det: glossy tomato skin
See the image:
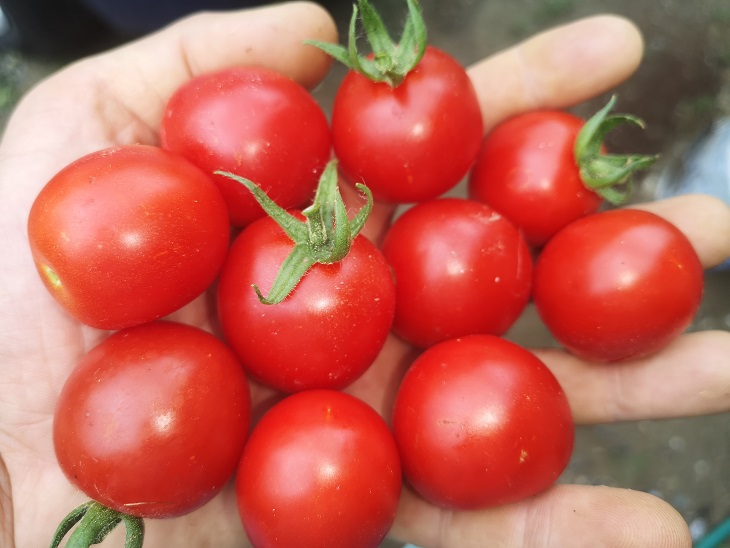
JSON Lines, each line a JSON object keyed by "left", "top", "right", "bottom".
{"left": 392, "top": 335, "right": 574, "bottom": 509}
{"left": 381, "top": 198, "right": 532, "bottom": 348}
{"left": 53, "top": 321, "right": 251, "bottom": 518}
{"left": 332, "top": 46, "right": 483, "bottom": 204}
{"left": 217, "top": 215, "right": 396, "bottom": 393}
{"left": 27, "top": 145, "right": 230, "bottom": 330}
{"left": 237, "top": 389, "right": 401, "bottom": 548}
{"left": 161, "top": 66, "right": 332, "bottom": 227}
{"left": 533, "top": 208, "right": 704, "bottom": 362}
{"left": 468, "top": 110, "right": 603, "bottom": 247}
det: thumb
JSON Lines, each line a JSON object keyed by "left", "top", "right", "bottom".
{"left": 31, "top": 1, "right": 338, "bottom": 136}
{"left": 391, "top": 484, "right": 691, "bottom": 548}
{"left": 1, "top": 1, "right": 337, "bottom": 173}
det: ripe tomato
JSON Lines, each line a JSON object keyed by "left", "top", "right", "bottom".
{"left": 236, "top": 389, "right": 401, "bottom": 548}
{"left": 392, "top": 334, "right": 574, "bottom": 509}
{"left": 533, "top": 208, "right": 704, "bottom": 362}
{"left": 217, "top": 213, "right": 395, "bottom": 393}
{"left": 381, "top": 198, "right": 532, "bottom": 348}
{"left": 468, "top": 110, "right": 602, "bottom": 247}
{"left": 332, "top": 46, "right": 483, "bottom": 203}
{"left": 468, "top": 97, "right": 657, "bottom": 248}
{"left": 27, "top": 144, "right": 230, "bottom": 330}
{"left": 161, "top": 66, "right": 332, "bottom": 227}
{"left": 53, "top": 321, "right": 251, "bottom": 518}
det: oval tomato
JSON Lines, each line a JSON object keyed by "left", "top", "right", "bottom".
{"left": 217, "top": 214, "right": 395, "bottom": 393}
{"left": 381, "top": 198, "right": 532, "bottom": 348}
{"left": 53, "top": 321, "right": 251, "bottom": 518}
{"left": 533, "top": 208, "right": 704, "bottom": 361}
{"left": 27, "top": 144, "right": 230, "bottom": 330}
{"left": 468, "top": 110, "right": 602, "bottom": 248}
{"left": 392, "top": 334, "right": 574, "bottom": 509}
{"left": 237, "top": 389, "right": 401, "bottom": 548}
{"left": 332, "top": 46, "right": 483, "bottom": 204}
{"left": 161, "top": 66, "right": 332, "bottom": 227}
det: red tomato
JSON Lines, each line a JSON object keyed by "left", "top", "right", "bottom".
{"left": 27, "top": 145, "right": 230, "bottom": 330}
{"left": 392, "top": 334, "right": 574, "bottom": 509}
{"left": 217, "top": 214, "right": 395, "bottom": 393}
{"left": 533, "top": 208, "right": 704, "bottom": 361}
{"left": 332, "top": 46, "right": 483, "bottom": 204}
{"left": 237, "top": 389, "right": 401, "bottom": 548}
{"left": 53, "top": 321, "right": 251, "bottom": 518}
{"left": 381, "top": 198, "right": 532, "bottom": 348}
{"left": 468, "top": 110, "right": 603, "bottom": 247}
{"left": 161, "top": 66, "right": 332, "bottom": 227}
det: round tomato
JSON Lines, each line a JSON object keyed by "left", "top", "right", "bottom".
{"left": 217, "top": 214, "right": 395, "bottom": 393}
{"left": 237, "top": 389, "right": 401, "bottom": 548}
{"left": 392, "top": 334, "right": 574, "bottom": 509}
{"left": 161, "top": 66, "right": 332, "bottom": 227}
{"left": 533, "top": 208, "right": 704, "bottom": 361}
{"left": 53, "top": 321, "right": 251, "bottom": 518}
{"left": 27, "top": 144, "right": 230, "bottom": 330}
{"left": 468, "top": 110, "right": 602, "bottom": 248}
{"left": 332, "top": 46, "right": 483, "bottom": 204}
{"left": 381, "top": 198, "right": 532, "bottom": 348}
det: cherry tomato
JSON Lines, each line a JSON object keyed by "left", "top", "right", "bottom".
{"left": 161, "top": 66, "right": 332, "bottom": 227}
{"left": 332, "top": 46, "right": 483, "bottom": 204}
{"left": 468, "top": 110, "right": 602, "bottom": 247}
{"left": 381, "top": 198, "right": 532, "bottom": 348}
{"left": 392, "top": 334, "right": 574, "bottom": 509}
{"left": 27, "top": 144, "right": 230, "bottom": 330}
{"left": 533, "top": 208, "right": 704, "bottom": 361}
{"left": 237, "top": 389, "right": 402, "bottom": 548}
{"left": 53, "top": 321, "right": 251, "bottom": 518}
{"left": 217, "top": 214, "right": 396, "bottom": 393}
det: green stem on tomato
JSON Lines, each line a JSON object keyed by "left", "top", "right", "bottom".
{"left": 305, "top": 0, "right": 427, "bottom": 87}
{"left": 50, "top": 501, "right": 144, "bottom": 548}
{"left": 216, "top": 160, "right": 373, "bottom": 305}
{"left": 575, "top": 95, "right": 659, "bottom": 204}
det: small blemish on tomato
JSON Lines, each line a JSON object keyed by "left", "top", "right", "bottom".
{"left": 41, "top": 264, "right": 62, "bottom": 289}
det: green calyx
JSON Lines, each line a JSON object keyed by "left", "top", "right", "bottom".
{"left": 50, "top": 501, "right": 144, "bottom": 548}
{"left": 306, "top": 0, "right": 427, "bottom": 87}
{"left": 575, "top": 95, "right": 659, "bottom": 205}
{"left": 217, "top": 160, "right": 373, "bottom": 305}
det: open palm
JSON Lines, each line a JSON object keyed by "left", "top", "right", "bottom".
{"left": 1, "top": 3, "right": 729, "bottom": 547}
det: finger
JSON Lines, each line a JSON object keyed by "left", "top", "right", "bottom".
{"left": 64, "top": 1, "right": 337, "bottom": 132}
{"left": 0, "top": 2, "right": 338, "bottom": 181}
{"left": 468, "top": 15, "right": 644, "bottom": 132}
{"left": 633, "top": 193, "right": 730, "bottom": 269}
{"left": 390, "top": 484, "right": 691, "bottom": 548}
{"left": 538, "top": 330, "right": 730, "bottom": 424}
{"left": 119, "top": 1, "right": 336, "bottom": 86}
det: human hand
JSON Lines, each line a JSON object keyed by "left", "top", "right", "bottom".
{"left": 1, "top": 2, "right": 729, "bottom": 547}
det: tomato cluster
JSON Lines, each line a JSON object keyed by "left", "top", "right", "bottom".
{"left": 31, "top": 1, "right": 704, "bottom": 547}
